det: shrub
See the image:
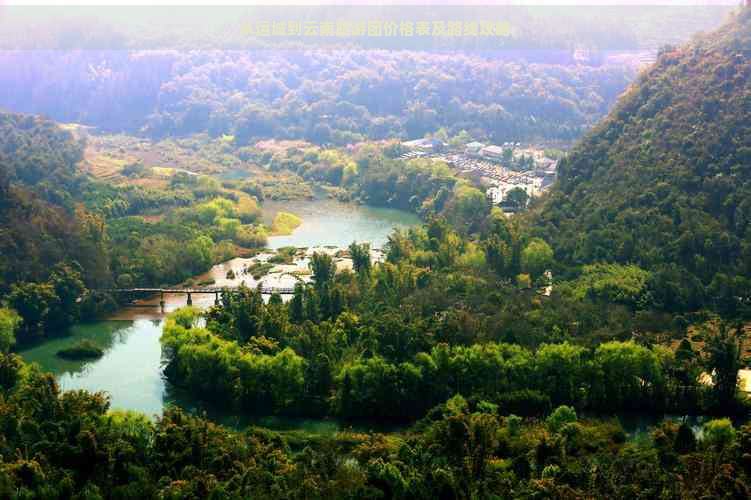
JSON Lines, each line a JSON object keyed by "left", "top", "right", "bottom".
{"left": 547, "top": 405, "right": 577, "bottom": 433}
{"left": 506, "top": 414, "right": 522, "bottom": 436}
{"left": 57, "top": 340, "right": 104, "bottom": 360}
{"left": 271, "top": 212, "right": 302, "bottom": 236}
{"left": 497, "top": 390, "right": 551, "bottom": 417}
{"left": 702, "top": 418, "right": 735, "bottom": 449}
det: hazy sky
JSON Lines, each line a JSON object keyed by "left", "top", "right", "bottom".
{"left": 3, "top": 0, "right": 743, "bottom": 5}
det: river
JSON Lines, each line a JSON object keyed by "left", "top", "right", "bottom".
{"left": 19, "top": 198, "right": 418, "bottom": 433}
{"left": 17, "top": 198, "right": 706, "bottom": 437}
{"left": 261, "top": 196, "right": 419, "bottom": 249}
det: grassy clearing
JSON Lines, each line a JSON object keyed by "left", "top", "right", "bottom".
{"left": 271, "top": 212, "right": 302, "bottom": 236}
{"left": 85, "top": 154, "right": 132, "bottom": 179}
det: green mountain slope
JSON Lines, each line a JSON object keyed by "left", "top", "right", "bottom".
{"left": 534, "top": 8, "right": 751, "bottom": 315}
{"left": 0, "top": 111, "right": 110, "bottom": 290}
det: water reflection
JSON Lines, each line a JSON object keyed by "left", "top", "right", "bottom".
{"left": 20, "top": 320, "right": 167, "bottom": 417}
{"left": 261, "top": 197, "right": 420, "bottom": 249}
{"left": 20, "top": 321, "right": 130, "bottom": 377}
{"left": 615, "top": 412, "right": 709, "bottom": 439}
{"left": 109, "top": 197, "right": 419, "bottom": 321}
{"left": 18, "top": 199, "right": 421, "bottom": 431}
{"left": 20, "top": 321, "right": 721, "bottom": 436}
{"left": 19, "top": 318, "right": 403, "bottom": 434}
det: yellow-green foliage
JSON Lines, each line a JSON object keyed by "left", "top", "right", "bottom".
{"left": 216, "top": 217, "right": 241, "bottom": 239}
{"left": 272, "top": 212, "right": 302, "bottom": 236}
{"left": 567, "top": 263, "right": 651, "bottom": 307}
{"left": 0, "top": 308, "right": 20, "bottom": 353}
{"left": 161, "top": 308, "right": 306, "bottom": 411}
{"left": 101, "top": 410, "right": 155, "bottom": 444}
{"left": 406, "top": 157, "right": 452, "bottom": 178}
{"left": 236, "top": 225, "right": 268, "bottom": 248}
{"left": 319, "top": 149, "right": 358, "bottom": 185}
{"left": 234, "top": 192, "right": 261, "bottom": 223}
{"left": 456, "top": 241, "right": 486, "bottom": 270}
{"left": 151, "top": 166, "right": 175, "bottom": 177}
{"left": 192, "top": 198, "right": 236, "bottom": 225}
{"left": 702, "top": 418, "right": 736, "bottom": 449}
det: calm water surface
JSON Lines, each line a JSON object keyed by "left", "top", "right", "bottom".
{"left": 24, "top": 199, "right": 702, "bottom": 436}
{"left": 21, "top": 321, "right": 166, "bottom": 416}
{"left": 19, "top": 319, "right": 399, "bottom": 433}
{"left": 261, "top": 197, "right": 419, "bottom": 249}
{"left": 20, "top": 199, "right": 418, "bottom": 433}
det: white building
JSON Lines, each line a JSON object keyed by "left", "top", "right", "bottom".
{"left": 401, "top": 138, "right": 444, "bottom": 152}
{"left": 465, "top": 141, "right": 485, "bottom": 155}
{"left": 481, "top": 145, "right": 505, "bottom": 161}
{"left": 486, "top": 175, "right": 545, "bottom": 206}
{"left": 486, "top": 186, "right": 504, "bottom": 204}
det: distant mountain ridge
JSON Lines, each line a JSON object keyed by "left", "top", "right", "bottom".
{"left": 534, "top": 7, "right": 751, "bottom": 314}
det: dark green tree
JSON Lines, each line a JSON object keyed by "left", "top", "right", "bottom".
{"left": 46, "top": 262, "right": 86, "bottom": 330}
{"left": 7, "top": 282, "right": 57, "bottom": 339}
{"left": 304, "top": 287, "right": 319, "bottom": 323}
{"left": 289, "top": 283, "right": 305, "bottom": 324}
{"left": 349, "top": 242, "right": 371, "bottom": 276}
{"left": 505, "top": 187, "right": 529, "bottom": 210}
{"left": 309, "top": 253, "right": 336, "bottom": 290}
{"left": 704, "top": 322, "right": 742, "bottom": 412}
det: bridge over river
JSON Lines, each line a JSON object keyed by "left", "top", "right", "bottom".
{"left": 104, "top": 286, "right": 297, "bottom": 308}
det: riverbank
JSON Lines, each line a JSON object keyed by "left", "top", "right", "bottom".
{"left": 106, "top": 243, "right": 388, "bottom": 320}
{"left": 18, "top": 198, "right": 420, "bottom": 434}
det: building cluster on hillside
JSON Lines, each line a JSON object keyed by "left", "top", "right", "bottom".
{"left": 400, "top": 138, "right": 559, "bottom": 210}
{"left": 486, "top": 174, "right": 545, "bottom": 205}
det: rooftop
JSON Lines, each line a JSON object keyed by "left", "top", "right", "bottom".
{"left": 481, "top": 145, "right": 505, "bottom": 155}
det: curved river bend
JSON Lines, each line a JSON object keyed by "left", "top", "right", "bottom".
{"left": 20, "top": 199, "right": 418, "bottom": 433}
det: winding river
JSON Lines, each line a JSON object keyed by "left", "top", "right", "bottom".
{"left": 19, "top": 198, "right": 699, "bottom": 436}
{"left": 19, "top": 198, "right": 419, "bottom": 433}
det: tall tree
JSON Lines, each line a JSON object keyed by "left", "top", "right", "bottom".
{"left": 7, "top": 282, "right": 57, "bottom": 339}
{"left": 0, "top": 309, "right": 20, "bottom": 353}
{"left": 289, "top": 283, "right": 305, "bottom": 324}
{"left": 309, "top": 252, "right": 336, "bottom": 290}
{"left": 704, "top": 322, "right": 742, "bottom": 412}
{"left": 349, "top": 242, "right": 371, "bottom": 276}
{"left": 521, "top": 238, "right": 553, "bottom": 284}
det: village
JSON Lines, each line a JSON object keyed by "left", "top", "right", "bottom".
{"left": 400, "top": 137, "right": 560, "bottom": 211}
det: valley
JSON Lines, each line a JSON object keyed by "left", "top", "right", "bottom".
{"left": 0, "top": 4, "right": 749, "bottom": 498}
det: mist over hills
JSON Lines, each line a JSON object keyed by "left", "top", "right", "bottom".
{"left": 0, "top": 4, "right": 734, "bottom": 145}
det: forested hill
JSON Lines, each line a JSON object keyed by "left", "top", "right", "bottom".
{"left": 0, "top": 112, "right": 82, "bottom": 187}
{"left": 0, "top": 111, "right": 109, "bottom": 290}
{"left": 534, "top": 8, "right": 751, "bottom": 315}
{"left": 0, "top": 50, "right": 634, "bottom": 145}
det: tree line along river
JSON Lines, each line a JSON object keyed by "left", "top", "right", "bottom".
{"left": 19, "top": 198, "right": 420, "bottom": 434}
{"left": 18, "top": 197, "right": 709, "bottom": 436}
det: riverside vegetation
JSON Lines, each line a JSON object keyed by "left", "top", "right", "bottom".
{"left": 0, "top": 7, "right": 751, "bottom": 498}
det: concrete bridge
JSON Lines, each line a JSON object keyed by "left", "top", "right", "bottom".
{"left": 105, "top": 286, "right": 297, "bottom": 308}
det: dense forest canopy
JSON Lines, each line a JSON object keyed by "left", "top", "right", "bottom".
{"left": 0, "top": 49, "right": 637, "bottom": 144}
{"left": 533, "top": 8, "right": 751, "bottom": 316}
{"left": 1, "top": 5, "right": 751, "bottom": 499}
{"left": 0, "top": 352, "right": 748, "bottom": 498}
{"left": 0, "top": 112, "right": 110, "bottom": 292}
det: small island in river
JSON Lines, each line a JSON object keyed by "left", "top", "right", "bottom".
{"left": 56, "top": 340, "right": 105, "bottom": 360}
